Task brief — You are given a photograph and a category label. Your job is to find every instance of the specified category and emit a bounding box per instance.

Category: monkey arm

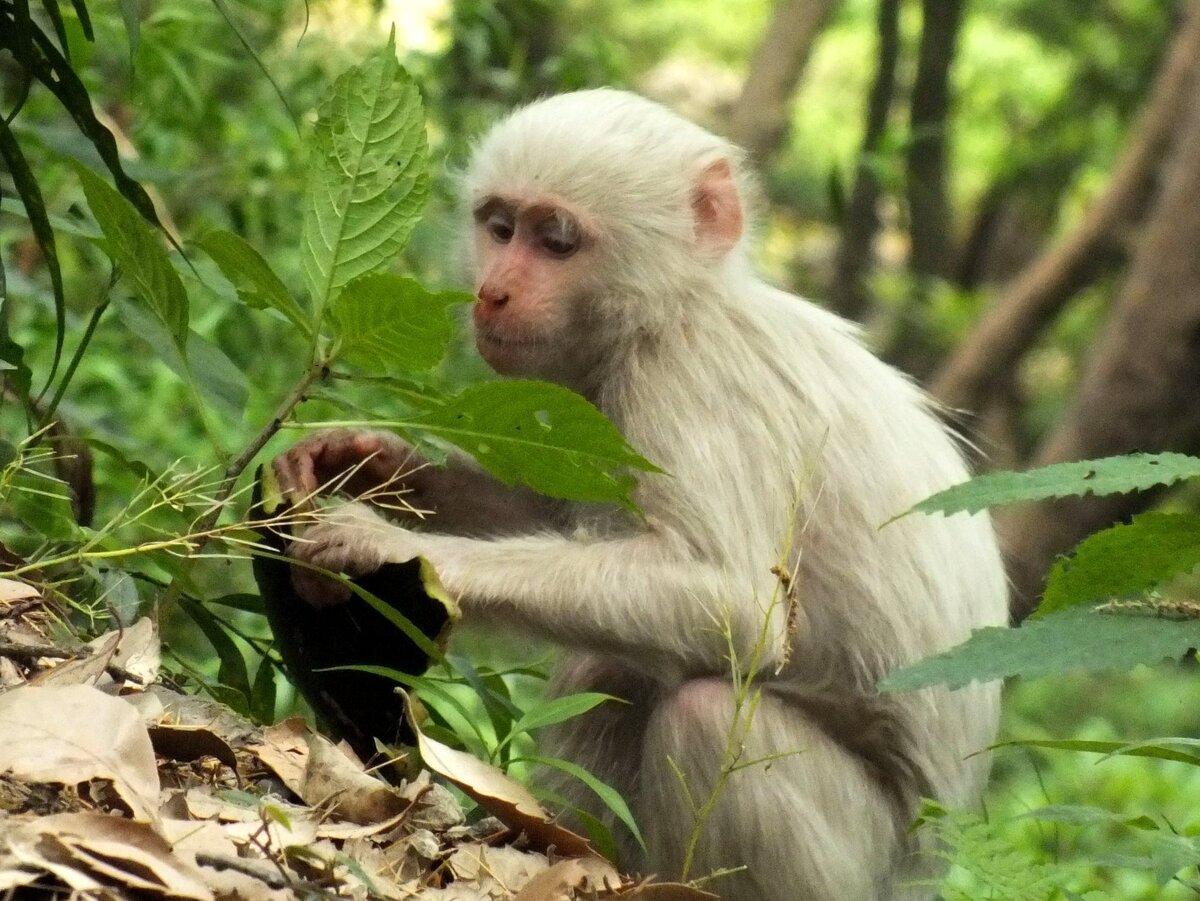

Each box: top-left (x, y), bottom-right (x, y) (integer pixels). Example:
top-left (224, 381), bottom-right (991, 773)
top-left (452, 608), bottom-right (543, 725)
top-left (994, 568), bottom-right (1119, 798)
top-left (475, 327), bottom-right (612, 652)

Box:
top-left (414, 452), bottom-right (559, 535)
top-left (292, 502), bottom-right (790, 677)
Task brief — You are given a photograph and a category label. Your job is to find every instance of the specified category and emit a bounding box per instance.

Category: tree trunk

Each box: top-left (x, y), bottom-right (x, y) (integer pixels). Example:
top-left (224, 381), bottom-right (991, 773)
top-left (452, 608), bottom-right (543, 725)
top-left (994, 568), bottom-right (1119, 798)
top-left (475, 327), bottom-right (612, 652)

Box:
top-left (727, 0), bottom-right (839, 164)
top-left (905, 0), bottom-right (964, 277)
top-left (1001, 58), bottom-right (1200, 621)
top-left (930, 0), bottom-right (1200, 414)
top-left (829, 0), bottom-right (902, 320)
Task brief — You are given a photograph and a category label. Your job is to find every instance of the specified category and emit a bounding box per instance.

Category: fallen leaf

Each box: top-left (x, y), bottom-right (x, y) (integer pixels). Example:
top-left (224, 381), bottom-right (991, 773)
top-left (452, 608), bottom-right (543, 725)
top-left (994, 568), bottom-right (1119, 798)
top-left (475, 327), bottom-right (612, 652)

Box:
top-left (0, 578), bottom-right (39, 604)
top-left (91, 616), bottom-right (161, 685)
top-left (5, 812), bottom-right (212, 899)
top-left (29, 632), bottom-right (118, 687)
top-left (403, 694), bottom-right (592, 858)
top-left (513, 857), bottom-right (621, 900)
top-left (0, 684), bottom-right (159, 820)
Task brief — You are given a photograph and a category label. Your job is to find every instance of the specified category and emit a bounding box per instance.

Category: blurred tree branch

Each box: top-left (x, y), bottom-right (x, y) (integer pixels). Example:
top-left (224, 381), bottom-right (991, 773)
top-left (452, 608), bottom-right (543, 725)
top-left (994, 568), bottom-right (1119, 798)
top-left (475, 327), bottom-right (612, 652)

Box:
top-left (828, 0), bottom-right (901, 320)
top-left (930, 0), bottom-right (1200, 414)
top-left (727, 0), bottom-right (838, 164)
top-left (999, 56), bottom-right (1200, 620)
top-left (906, 0), bottom-right (964, 278)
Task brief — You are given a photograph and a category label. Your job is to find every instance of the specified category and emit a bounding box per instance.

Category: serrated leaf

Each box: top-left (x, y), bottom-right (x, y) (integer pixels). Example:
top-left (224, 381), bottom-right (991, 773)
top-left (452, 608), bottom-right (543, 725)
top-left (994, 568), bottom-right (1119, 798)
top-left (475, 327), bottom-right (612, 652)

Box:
top-left (77, 165), bottom-right (188, 349)
top-left (412, 380), bottom-right (658, 507)
top-left (905, 453), bottom-right (1200, 518)
top-left (1038, 513), bottom-right (1200, 616)
top-left (330, 273), bottom-right (467, 373)
top-left (195, 230), bottom-right (311, 337)
top-left (303, 42), bottom-right (429, 314)
top-left (879, 606), bottom-right (1200, 692)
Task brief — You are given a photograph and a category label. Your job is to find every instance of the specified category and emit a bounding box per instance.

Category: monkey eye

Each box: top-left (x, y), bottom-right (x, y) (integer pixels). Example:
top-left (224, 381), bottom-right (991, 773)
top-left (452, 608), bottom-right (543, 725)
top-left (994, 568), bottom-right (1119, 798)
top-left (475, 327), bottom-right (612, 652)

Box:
top-left (535, 212), bottom-right (581, 258)
top-left (483, 210), bottom-right (515, 244)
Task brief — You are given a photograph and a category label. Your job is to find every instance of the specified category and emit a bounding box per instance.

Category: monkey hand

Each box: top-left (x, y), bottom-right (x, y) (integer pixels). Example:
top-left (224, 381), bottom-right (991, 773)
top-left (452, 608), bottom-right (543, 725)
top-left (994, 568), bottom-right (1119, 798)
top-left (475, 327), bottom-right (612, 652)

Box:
top-left (287, 501), bottom-right (423, 607)
top-left (272, 429), bottom-right (433, 511)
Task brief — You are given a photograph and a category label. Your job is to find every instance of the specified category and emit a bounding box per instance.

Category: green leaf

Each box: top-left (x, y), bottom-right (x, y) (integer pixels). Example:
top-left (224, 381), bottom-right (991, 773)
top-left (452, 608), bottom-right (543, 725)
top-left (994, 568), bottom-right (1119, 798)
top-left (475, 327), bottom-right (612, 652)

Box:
top-left (180, 600), bottom-right (252, 703)
top-left (518, 754), bottom-right (645, 849)
top-left (1038, 513), bottom-right (1200, 616)
top-left (506, 693), bottom-right (619, 744)
top-left (115, 296), bottom-right (248, 418)
top-left (303, 40), bottom-right (429, 314)
top-left (250, 657), bottom-right (277, 725)
top-left (879, 606), bottom-right (1200, 692)
top-left (993, 738), bottom-right (1200, 767)
top-left (413, 380), bottom-right (658, 507)
top-left (0, 115), bottom-right (65, 390)
top-left (195, 230), bottom-right (312, 337)
top-left (77, 165), bottom-right (188, 349)
top-left (905, 453), bottom-right (1200, 518)
top-left (330, 274), bottom-right (467, 373)
top-left (1017, 805), bottom-right (1159, 831)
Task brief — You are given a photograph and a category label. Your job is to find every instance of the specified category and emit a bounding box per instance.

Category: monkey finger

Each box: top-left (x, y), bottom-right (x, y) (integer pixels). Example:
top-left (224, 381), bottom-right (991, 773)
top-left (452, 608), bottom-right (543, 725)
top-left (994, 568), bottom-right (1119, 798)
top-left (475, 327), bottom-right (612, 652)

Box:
top-left (289, 563), bottom-right (352, 608)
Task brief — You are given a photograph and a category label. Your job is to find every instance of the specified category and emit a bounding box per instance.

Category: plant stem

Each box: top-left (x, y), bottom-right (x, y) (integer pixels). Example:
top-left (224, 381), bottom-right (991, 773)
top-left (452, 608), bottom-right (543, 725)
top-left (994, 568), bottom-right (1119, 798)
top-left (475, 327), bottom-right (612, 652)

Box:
top-left (157, 354), bottom-right (331, 606)
top-left (37, 273), bottom-right (113, 431)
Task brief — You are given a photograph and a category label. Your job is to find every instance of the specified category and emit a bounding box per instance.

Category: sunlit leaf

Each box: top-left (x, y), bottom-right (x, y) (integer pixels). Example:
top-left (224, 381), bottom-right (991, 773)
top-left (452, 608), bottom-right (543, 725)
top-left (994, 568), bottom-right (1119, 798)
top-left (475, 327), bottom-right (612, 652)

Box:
top-left (303, 39), bottom-right (429, 314)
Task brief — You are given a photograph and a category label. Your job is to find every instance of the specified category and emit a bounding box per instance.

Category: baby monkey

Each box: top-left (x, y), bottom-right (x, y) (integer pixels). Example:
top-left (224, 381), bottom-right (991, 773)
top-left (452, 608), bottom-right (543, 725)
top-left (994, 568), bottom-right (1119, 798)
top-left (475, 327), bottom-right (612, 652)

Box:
top-left (274, 89), bottom-right (1007, 901)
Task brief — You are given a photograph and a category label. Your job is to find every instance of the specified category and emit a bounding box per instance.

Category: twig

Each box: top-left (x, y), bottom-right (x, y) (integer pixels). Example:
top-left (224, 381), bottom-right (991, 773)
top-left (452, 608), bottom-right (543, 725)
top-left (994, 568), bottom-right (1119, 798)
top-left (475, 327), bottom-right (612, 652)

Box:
top-left (0, 641), bottom-right (144, 684)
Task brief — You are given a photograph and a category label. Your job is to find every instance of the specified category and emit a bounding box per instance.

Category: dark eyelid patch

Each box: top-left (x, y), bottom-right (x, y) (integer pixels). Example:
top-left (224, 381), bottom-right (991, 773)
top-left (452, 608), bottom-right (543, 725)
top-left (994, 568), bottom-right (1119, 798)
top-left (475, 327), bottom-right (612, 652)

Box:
top-left (473, 197), bottom-right (517, 223)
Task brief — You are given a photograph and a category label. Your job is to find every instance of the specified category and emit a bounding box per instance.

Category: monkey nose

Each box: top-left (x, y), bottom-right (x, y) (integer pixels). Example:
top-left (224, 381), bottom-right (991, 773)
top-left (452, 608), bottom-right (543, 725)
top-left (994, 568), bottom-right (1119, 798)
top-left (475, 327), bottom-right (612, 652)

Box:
top-left (477, 283), bottom-right (509, 308)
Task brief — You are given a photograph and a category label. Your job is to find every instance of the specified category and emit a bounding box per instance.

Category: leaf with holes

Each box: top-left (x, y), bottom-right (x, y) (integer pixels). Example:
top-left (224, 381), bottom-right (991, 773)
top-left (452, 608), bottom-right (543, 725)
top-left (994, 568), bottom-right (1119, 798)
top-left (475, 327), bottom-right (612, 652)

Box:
top-left (302, 39), bottom-right (429, 316)
top-left (412, 381), bottom-right (658, 507)
top-left (902, 453), bottom-right (1200, 518)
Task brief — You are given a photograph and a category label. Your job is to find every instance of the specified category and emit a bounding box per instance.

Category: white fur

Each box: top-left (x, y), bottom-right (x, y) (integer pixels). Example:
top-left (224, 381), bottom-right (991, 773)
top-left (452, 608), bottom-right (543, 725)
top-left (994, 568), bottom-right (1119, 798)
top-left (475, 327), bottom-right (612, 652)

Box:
top-left (305, 89), bottom-right (1008, 900)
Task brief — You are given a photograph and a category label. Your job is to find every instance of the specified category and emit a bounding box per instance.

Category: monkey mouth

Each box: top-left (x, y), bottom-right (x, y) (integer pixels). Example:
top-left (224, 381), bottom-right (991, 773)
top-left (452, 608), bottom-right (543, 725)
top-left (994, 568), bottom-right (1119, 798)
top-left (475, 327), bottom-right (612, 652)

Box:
top-left (475, 329), bottom-right (548, 350)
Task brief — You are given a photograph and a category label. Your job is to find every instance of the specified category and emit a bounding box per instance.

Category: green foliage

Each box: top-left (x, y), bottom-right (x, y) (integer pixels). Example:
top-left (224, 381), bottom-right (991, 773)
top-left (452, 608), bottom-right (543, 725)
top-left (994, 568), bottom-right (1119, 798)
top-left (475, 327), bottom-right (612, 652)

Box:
top-left (1040, 513), bottom-right (1200, 616)
top-left (905, 453), bottom-right (1200, 517)
top-left (194, 230), bottom-right (312, 337)
top-left (914, 802), bottom-right (1089, 899)
top-left (881, 606), bottom-right (1200, 692)
top-left (76, 165), bottom-right (188, 349)
top-left (302, 37), bottom-right (430, 316)
top-left (329, 274), bottom-right (466, 374)
top-left (408, 380), bottom-right (657, 507)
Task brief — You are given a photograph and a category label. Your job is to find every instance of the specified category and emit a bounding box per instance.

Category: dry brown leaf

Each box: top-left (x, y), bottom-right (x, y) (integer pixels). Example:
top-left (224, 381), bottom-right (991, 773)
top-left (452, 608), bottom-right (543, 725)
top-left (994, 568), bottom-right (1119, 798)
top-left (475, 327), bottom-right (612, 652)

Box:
top-left (5, 811), bottom-right (212, 899)
top-left (0, 578), bottom-right (39, 604)
top-left (513, 857), bottom-right (622, 901)
top-left (404, 694), bottom-right (592, 858)
top-left (0, 684), bottom-right (159, 820)
top-left (91, 616), bottom-right (161, 685)
top-left (249, 717), bottom-right (310, 793)
top-left (29, 631), bottom-right (118, 687)
top-left (304, 727), bottom-right (409, 824)
top-left (449, 843), bottom-right (552, 892)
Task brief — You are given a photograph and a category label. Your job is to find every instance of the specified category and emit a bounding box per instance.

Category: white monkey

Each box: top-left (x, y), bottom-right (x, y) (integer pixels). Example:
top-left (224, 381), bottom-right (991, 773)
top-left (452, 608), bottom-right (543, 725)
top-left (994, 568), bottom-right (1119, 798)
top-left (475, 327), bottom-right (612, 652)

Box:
top-left (274, 89), bottom-right (1008, 901)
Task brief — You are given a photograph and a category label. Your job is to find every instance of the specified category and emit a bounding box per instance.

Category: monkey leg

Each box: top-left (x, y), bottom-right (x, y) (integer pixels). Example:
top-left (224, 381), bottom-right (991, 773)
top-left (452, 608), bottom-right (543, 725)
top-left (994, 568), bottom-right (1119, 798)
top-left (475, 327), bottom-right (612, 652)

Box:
top-left (635, 677), bottom-right (930, 901)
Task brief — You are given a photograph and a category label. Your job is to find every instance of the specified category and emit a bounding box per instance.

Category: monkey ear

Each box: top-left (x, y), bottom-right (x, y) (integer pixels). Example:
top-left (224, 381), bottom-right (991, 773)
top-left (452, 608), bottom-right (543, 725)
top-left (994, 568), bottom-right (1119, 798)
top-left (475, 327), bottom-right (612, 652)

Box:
top-left (691, 159), bottom-right (744, 256)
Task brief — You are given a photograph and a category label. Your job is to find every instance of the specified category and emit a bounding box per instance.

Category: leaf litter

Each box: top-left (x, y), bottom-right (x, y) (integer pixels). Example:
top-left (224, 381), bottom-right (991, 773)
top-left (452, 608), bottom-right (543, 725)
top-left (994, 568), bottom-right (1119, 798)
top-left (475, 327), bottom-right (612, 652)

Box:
top-left (0, 590), bottom-right (717, 900)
